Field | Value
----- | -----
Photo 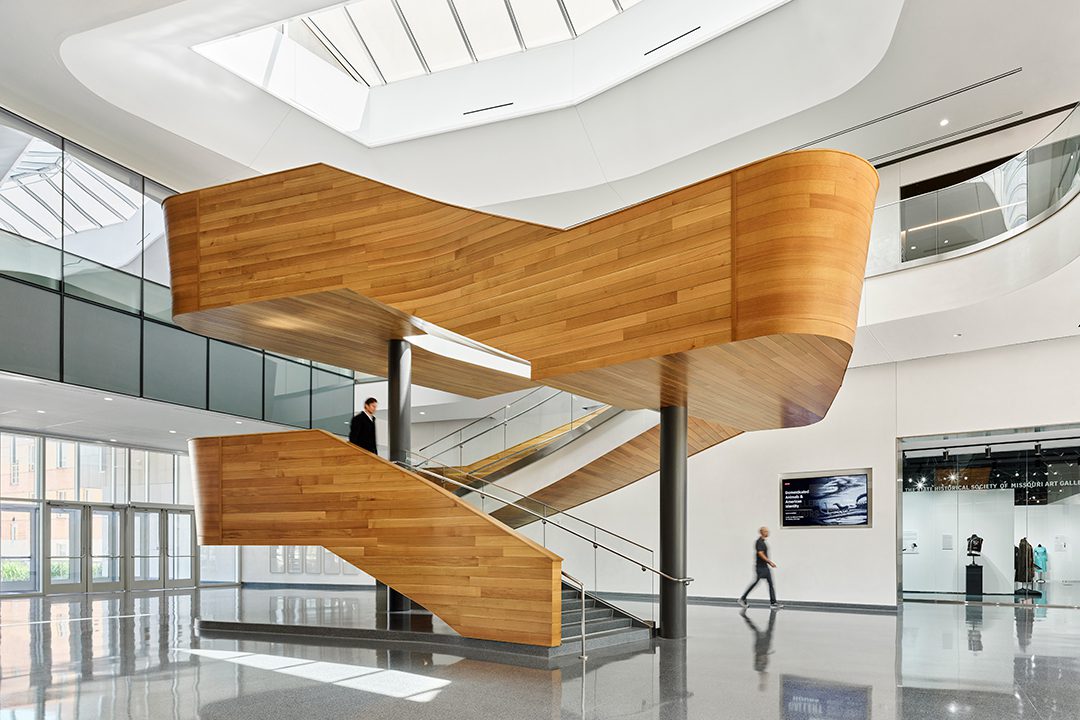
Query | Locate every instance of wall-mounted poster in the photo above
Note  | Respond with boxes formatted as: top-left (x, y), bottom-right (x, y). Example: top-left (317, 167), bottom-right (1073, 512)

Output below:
top-left (902, 530), bottom-right (919, 554)
top-left (781, 470), bottom-right (871, 528)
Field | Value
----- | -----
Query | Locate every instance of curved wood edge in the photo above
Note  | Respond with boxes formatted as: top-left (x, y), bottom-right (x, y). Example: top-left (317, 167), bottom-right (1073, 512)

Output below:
top-left (192, 429), bottom-right (562, 646)
top-left (163, 149), bottom-right (877, 418)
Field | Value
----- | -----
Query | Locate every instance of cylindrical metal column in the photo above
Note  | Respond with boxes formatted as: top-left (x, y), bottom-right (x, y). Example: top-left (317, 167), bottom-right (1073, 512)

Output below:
top-left (386, 338), bottom-right (412, 612)
top-left (659, 404), bottom-right (688, 639)
top-left (388, 339), bottom-right (412, 464)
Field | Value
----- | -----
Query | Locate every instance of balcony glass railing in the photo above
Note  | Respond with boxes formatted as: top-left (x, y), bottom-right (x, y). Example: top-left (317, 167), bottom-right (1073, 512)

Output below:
top-left (868, 104), bottom-right (1080, 275)
top-left (0, 104), bottom-right (356, 433)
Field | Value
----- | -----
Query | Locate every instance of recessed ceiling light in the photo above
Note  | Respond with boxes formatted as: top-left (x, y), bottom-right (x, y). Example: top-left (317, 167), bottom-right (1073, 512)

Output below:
top-left (910, 246), bottom-right (916, 250)
top-left (35, 410), bottom-right (45, 414)
top-left (103, 397), bottom-right (113, 401)
top-left (169, 430), bottom-right (177, 434)
top-left (419, 411), bottom-right (426, 415)
top-left (234, 420), bottom-right (243, 425)
top-left (953, 333), bottom-right (963, 338)
top-left (940, 118), bottom-right (950, 127)
top-left (109, 438), bottom-right (117, 442)
top-left (943, 239), bottom-right (949, 244)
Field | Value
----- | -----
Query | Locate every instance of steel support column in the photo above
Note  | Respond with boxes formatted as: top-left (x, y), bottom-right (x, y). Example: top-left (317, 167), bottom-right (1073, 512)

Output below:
top-left (386, 338), bottom-right (412, 612)
top-left (659, 404), bottom-right (687, 639)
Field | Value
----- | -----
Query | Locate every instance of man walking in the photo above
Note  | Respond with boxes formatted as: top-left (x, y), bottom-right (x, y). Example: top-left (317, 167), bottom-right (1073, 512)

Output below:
top-left (349, 397), bottom-right (378, 454)
top-left (738, 527), bottom-right (782, 609)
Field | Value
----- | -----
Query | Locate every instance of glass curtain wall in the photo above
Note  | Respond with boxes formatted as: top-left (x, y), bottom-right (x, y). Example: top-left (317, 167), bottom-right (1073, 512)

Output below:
top-left (901, 437), bottom-right (1080, 607)
top-left (0, 429), bottom-right (237, 594)
top-left (0, 104), bottom-right (355, 431)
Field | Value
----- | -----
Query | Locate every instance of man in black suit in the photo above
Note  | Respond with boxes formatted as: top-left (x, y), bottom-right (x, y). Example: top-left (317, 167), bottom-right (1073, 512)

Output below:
top-left (349, 397), bottom-right (378, 454)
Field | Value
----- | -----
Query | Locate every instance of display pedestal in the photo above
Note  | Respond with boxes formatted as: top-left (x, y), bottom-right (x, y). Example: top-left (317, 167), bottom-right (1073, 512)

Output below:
top-left (965, 564), bottom-right (983, 596)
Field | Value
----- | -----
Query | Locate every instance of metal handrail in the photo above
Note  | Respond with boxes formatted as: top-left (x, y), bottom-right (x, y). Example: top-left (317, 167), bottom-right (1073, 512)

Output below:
top-left (398, 460), bottom-right (694, 585)
top-left (562, 571), bottom-right (588, 660)
top-left (405, 448), bottom-right (652, 554)
top-left (459, 404), bottom-right (611, 477)
top-left (416, 387), bottom-right (552, 454)
top-left (417, 388), bottom-right (573, 460)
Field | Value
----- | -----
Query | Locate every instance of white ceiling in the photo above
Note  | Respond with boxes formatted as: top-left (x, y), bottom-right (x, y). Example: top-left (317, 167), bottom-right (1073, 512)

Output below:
top-left (1, 0), bottom-right (1080, 442)
top-left (0, 371), bottom-right (288, 451)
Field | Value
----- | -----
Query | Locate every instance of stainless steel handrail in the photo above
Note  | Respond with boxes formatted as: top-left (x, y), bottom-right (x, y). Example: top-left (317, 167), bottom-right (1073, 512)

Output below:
top-left (405, 448), bottom-right (652, 554)
top-left (398, 460), bottom-right (693, 585)
top-left (459, 404), bottom-right (611, 477)
top-left (562, 571), bottom-right (588, 660)
top-left (417, 388), bottom-right (574, 461)
top-left (416, 386), bottom-right (551, 454)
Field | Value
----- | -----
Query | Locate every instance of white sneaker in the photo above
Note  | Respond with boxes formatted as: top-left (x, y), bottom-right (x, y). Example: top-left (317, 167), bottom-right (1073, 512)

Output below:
top-left (738, 598), bottom-right (748, 608)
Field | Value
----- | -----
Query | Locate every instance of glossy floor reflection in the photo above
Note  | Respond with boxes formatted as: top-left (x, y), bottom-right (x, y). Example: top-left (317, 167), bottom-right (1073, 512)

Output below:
top-left (2, 588), bottom-right (1080, 718)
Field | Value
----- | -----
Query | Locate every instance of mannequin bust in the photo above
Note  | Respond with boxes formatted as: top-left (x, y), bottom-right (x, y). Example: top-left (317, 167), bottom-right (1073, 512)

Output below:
top-left (967, 534), bottom-right (984, 565)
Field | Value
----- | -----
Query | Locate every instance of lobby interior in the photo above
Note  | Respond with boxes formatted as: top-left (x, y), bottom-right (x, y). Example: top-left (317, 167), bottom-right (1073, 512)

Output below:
top-left (3, 0), bottom-right (1080, 718)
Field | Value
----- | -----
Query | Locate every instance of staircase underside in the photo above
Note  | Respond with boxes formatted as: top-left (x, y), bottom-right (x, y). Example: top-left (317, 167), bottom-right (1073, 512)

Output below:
top-left (491, 418), bottom-right (741, 527)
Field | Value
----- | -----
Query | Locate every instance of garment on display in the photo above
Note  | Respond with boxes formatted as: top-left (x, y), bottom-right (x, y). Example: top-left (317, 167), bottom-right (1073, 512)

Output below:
top-left (1034, 544), bottom-right (1048, 584)
top-left (1014, 538), bottom-right (1042, 597)
top-left (966, 533), bottom-right (983, 566)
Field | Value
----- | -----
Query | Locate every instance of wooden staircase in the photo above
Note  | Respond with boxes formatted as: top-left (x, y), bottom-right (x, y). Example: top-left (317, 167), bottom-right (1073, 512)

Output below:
top-left (191, 429), bottom-right (563, 646)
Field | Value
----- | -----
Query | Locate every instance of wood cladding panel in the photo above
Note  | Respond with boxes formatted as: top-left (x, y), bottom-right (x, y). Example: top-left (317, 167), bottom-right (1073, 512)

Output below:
top-left (165, 149), bottom-right (877, 424)
top-left (191, 430), bottom-right (562, 647)
top-left (491, 419), bottom-right (741, 528)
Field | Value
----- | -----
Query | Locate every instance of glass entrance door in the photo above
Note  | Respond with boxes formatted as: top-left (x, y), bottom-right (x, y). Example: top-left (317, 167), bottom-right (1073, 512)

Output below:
top-left (165, 510), bottom-right (196, 588)
top-left (128, 508), bottom-right (163, 590)
top-left (44, 504), bottom-right (84, 593)
top-left (89, 507), bottom-right (124, 591)
top-left (0, 502), bottom-right (39, 594)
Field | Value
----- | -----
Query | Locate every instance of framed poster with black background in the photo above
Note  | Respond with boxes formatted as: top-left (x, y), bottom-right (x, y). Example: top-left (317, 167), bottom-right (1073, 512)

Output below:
top-left (780, 469), bottom-right (872, 529)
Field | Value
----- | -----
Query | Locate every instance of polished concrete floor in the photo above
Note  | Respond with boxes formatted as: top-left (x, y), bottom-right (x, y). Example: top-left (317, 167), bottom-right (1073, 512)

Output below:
top-left (905, 579), bottom-right (1080, 608)
top-left (2, 588), bottom-right (1080, 718)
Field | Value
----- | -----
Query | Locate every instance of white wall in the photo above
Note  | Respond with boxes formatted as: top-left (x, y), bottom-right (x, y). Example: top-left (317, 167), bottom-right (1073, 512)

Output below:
top-left (559, 333), bottom-right (1080, 608)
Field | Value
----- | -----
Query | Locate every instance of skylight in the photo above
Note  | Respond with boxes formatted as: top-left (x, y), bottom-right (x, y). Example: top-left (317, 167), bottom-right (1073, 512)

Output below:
top-left (208, 0), bottom-right (640, 88)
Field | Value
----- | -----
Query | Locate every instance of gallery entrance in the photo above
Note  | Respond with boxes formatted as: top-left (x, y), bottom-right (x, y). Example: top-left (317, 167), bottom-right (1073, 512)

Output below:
top-left (900, 432), bottom-right (1080, 608)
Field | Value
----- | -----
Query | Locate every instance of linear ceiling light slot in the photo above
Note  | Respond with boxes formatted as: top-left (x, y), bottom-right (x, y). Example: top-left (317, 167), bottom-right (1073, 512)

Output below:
top-left (644, 26), bottom-right (700, 57)
top-left (463, 101), bottom-right (514, 115)
top-left (868, 112), bottom-right (1023, 164)
top-left (789, 67), bottom-right (1023, 152)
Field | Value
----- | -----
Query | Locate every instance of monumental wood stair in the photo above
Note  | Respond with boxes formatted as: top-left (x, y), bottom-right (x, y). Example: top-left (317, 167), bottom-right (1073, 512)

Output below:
top-left (166, 148), bottom-right (878, 647)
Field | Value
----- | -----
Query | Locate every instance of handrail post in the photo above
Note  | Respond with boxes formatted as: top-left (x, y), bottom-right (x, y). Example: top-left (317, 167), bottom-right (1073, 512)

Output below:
top-left (563, 572), bottom-right (587, 660)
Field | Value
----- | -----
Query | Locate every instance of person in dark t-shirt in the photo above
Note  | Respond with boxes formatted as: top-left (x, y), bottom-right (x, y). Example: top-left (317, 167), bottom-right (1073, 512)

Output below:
top-left (738, 527), bottom-right (782, 609)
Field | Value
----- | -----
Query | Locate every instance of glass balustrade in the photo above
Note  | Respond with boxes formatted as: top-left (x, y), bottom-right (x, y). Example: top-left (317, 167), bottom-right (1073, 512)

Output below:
top-left (416, 388), bottom-right (610, 477)
top-left (406, 453), bottom-right (659, 625)
top-left (869, 104), bottom-right (1080, 275)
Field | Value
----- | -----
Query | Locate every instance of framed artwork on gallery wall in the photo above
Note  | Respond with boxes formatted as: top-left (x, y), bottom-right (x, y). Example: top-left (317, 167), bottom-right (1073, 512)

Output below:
top-left (269, 545), bottom-right (286, 573)
top-left (322, 548), bottom-right (341, 575)
top-left (286, 546), bottom-right (303, 573)
top-left (779, 469), bottom-right (872, 529)
top-left (304, 546), bottom-right (321, 574)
